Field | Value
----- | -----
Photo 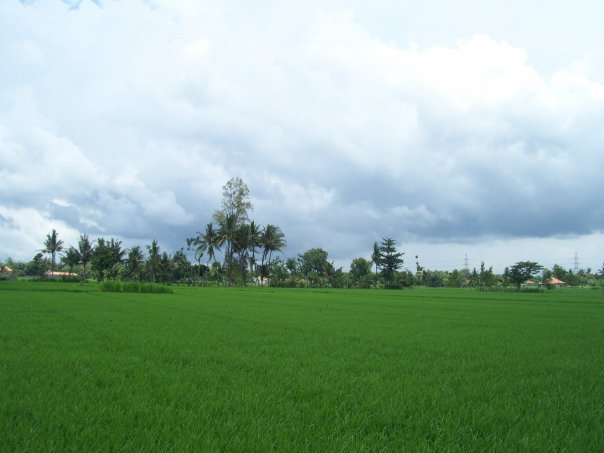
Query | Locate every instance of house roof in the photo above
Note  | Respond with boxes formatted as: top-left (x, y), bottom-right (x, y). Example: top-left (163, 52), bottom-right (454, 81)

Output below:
top-left (45, 271), bottom-right (78, 277)
top-left (1, 266), bottom-right (12, 273)
top-left (547, 277), bottom-right (565, 284)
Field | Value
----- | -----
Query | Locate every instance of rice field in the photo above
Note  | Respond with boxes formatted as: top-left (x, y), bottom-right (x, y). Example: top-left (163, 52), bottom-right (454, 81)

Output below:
top-left (1, 281), bottom-right (603, 451)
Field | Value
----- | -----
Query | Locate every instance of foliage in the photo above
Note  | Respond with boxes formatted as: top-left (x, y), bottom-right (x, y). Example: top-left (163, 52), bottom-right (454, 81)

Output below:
top-left (298, 248), bottom-right (329, 286)
top-left (77, 234), bottom-right (94, 280)
top-left (349, 257), bottom-right (372, 287)
top-left (213, 176), bottom-right (253, 227)
top-left (26, 252), bottom-right (50, 277)
top-left (91, 238), bottom-right (125, 281)
top-left (171, 249), bottom-right (191, 282)
top-left (125, 245), bottom-right (145, 281)
top-left (146, 240), bottom-right (161, 283)
top-left (371, 241), bottom-right (380, 275)
top-left (509, 261), bottom-right (544, 288)
top-left (377, 237), bottom-right (404, 286)
top-left (260, 224), bottom-right (286, 282)
top-left (61, 247), bottom-right (80, 275)
top-left (99, 280), bottom-right (174, 293)
top-left (43, 229), bottom-right (64, 273)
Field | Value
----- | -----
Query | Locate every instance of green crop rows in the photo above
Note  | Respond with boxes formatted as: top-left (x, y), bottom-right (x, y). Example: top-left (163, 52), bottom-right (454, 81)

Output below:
top-left (1, 281), bottom-right (603, 451)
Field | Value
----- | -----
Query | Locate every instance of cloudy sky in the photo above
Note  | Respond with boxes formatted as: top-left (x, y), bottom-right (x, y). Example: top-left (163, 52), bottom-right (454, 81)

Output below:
top-left (1, 0), bottom-right (603, 272)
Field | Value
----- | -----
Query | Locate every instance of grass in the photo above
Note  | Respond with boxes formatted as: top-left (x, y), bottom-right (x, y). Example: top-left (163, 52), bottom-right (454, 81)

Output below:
top-left (1, 281), bottom-right (603, 451)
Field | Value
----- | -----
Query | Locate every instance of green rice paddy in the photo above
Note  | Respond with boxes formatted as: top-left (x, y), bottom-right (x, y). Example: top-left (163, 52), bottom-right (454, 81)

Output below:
top-left (1, 281), bottom-right (603, 451)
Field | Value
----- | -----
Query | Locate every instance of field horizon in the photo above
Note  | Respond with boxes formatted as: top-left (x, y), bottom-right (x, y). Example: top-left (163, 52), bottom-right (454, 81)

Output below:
top-left (1, 281), bottom-right (603, 451)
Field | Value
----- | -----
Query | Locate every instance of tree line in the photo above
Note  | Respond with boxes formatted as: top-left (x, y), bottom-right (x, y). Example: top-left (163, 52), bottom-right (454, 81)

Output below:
top-left (1, 177), bottom-right (603, 288)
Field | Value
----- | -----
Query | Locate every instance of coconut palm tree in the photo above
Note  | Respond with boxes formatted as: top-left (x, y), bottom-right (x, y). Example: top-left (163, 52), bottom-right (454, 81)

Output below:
top-left (126, 245), bottom-right (145, 281)
top-left (43, 229), bottom-right (64, 274)
top-left (188, 222), bottom-right (221, 269)
top-left (371, 241), bottom-right (381, 276)
top-left (233, 223), bottom-right (252, 284)
top-left (248, 221), bottom-right (263, 280)
top-left (202, 222), bottom-right (219, 266)
top-left (216, 214), bottom-right (238, 283)
top-left (146, 239), bottom-right (161, 283)
top-left (260, 224), bottom-right (286, 283)
top-left (77, 234), bottom-right (94, 280)
top-left (62, 246), bottom-right (80, 275)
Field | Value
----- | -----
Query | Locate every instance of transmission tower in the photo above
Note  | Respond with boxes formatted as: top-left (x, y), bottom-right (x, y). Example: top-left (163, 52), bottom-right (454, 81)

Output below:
top-left (573, 252), bottom-right (579, 273)
top-left (464, 253), bottom-right (469, 271)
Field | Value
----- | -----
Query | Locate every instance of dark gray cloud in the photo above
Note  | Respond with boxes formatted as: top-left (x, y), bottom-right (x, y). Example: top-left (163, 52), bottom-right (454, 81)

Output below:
top-left (1, 0), bottom-right (604, 270)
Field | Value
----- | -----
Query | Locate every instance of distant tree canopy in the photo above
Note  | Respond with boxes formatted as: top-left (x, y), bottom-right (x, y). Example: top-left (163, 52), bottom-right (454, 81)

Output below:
top-left (509, 261), bottom-right (544, 288)
top-left (20, 177), bottom-right (600, 290)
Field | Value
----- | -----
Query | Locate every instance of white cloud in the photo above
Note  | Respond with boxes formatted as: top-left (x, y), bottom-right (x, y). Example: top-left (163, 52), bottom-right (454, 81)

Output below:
top-left (1, 0), bottom-right (603, 268)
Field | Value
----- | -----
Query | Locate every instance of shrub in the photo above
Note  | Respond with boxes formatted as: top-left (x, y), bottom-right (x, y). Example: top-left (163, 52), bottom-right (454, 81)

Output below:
top-left (100, 281), bottom-right (173, 294)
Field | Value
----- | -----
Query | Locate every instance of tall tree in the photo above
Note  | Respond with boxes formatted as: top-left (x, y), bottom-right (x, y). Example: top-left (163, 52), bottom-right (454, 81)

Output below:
top-left (233, 223), bottom-right (251, 284)
top-left (146, 240), bottom-right (161, 283)
top-left (213, 177), bottom-right (253, 227)
top-left (77, 234), bottom-right (94, 280)
top-left (159, 252), bottom-right (173, 284)
top-left (248, 220), bottom-right (263, 279)
top-left (91, 238), bottom-right (111, 281)
top-left (43, 229), bottom-right (64, 274)
top-left (371, 241), bottom-right (381, 276)
top-left (216, 213), bottom-right (238, 283)
top-left (126, 245), bottom-right (145, 281)
top-left (260, 224), bottom-right (286, 282)
top-left (201, 222), bottom-right (219, 266)
top-left (108, 239), bottom-right (126, 266)
top-left (187, 223), bottom-right (220, 275)
top-left (378, 237), bottom-right (404, 286)
top-left (62, 247), bottom-right (80, 275)
top-left (186, 236), bottom-right (205, 271)
top-left (171, 249), bottom-right (191, 282)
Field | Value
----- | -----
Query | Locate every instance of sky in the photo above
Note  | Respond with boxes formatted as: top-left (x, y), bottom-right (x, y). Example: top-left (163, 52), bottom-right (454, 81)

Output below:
top-left (1, 0), bottom-right (603, 273)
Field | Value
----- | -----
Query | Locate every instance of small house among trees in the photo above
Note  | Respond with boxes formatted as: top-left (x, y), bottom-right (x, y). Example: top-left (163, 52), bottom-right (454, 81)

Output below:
top-left (545, 277), bottom-right (565, 288)
top-left (1, 265), bottom-right (13, 275)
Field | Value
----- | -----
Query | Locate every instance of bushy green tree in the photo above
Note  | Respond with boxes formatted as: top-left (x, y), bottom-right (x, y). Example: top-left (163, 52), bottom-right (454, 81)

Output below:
top-left (299, 248), bottom-right (329, 284)
top-left (172, 249), bottom-right (191, 282)
top-left (350, 257), bottom-right (372, 287)
top-left (378, 238), bottom-right (404, 287)
top-left (478, 262), bottom-right (496, 288)
top-left (509, 261), bottom-right (543, 288)
top-left (27, 252), bottom-right (50, 277)
top-left (92, 238), bottom-right (125, 281)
